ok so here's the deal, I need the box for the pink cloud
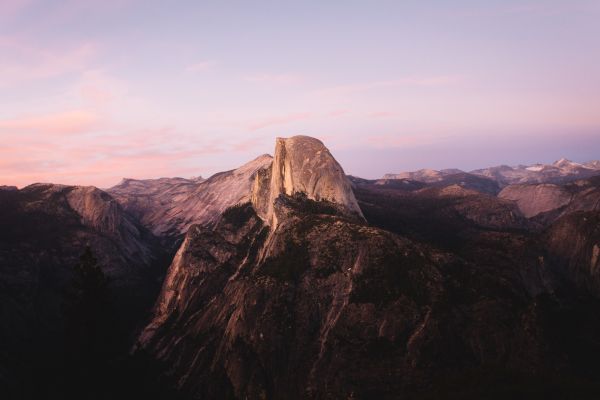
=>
[0,110,102,135]
[364,133,438,149]
[0,40,96,87]
[245,73,303,85]
[74,69,128,107]
[0,125,229,188]
[315,75,461,97]
[369,111,396,118]
[248,112,311,131]
[185,60,216,73]
[325,109,351,118]
[229,136,268,152]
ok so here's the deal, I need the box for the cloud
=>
[185,60,216,73]
[0,124,230,188]
[0,39,96,87]
[229,136,268,152]
[368,111,396,118]
[74,69,128,107]
[315,75,461,98]
[248,112,311,131]
[325,109,350,118]
[244,73,303,85]
[364,133,440,149]
[0,110,102,135]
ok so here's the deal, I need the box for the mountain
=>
[135,136,600,399]
[0,183,171,397]
[383,168,462,182]
[586,160,600,169]
[106,176,204,225]
[498,183,573,218]
[108,155,272,238]
[470,158,600,187]
[373,172,500,195]
[498,176,600,222]
[385,159,600,189]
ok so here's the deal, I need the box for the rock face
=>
[108,155,272,237]
[498,183,572,218]
[252,136,363,226]
[136,137,600,399]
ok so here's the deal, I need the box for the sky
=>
[1,0,599,188]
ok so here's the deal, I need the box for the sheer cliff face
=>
[252,136,363,226]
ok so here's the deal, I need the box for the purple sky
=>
[1,0,599,187]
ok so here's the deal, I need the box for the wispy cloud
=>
[364,133,440,149]
[0,110,102,135]
[0,124,229,187]
[185,60,216,73]
[74,69,128,107]
[244,73,303,85]
[248,112,311,131]
[325,109,351,118]
[368,111,396,118]
[0,39,96,87]
[315,75,461,98]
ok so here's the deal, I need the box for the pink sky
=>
[1,0,599,188]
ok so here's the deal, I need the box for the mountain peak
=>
[553,158,576,168]
[252,135,363,226]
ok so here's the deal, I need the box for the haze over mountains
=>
[1,136,600,399]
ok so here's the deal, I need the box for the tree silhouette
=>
[62,246,118,398]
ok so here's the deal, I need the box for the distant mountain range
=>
[384,158,600,187]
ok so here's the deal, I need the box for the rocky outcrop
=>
[498,183,572,218]
[109,155,272,237]
[251,136,363,226]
